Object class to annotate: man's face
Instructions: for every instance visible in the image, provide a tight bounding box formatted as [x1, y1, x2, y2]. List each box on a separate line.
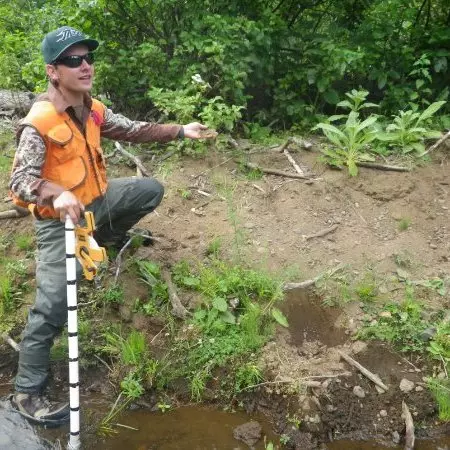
[46, 44, 95, 94]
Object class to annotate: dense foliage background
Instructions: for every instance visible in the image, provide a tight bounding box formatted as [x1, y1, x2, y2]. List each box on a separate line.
[1, 0, 449, 130]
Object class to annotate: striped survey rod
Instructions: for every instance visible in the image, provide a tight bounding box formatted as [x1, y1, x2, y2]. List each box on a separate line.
[65, 216, 81, 450]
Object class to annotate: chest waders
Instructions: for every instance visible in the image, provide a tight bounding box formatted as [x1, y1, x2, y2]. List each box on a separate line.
[65, 212, 106, 449]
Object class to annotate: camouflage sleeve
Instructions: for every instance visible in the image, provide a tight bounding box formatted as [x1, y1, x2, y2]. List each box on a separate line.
[100, 108, 182, 143]
[9, 126, 64, 205]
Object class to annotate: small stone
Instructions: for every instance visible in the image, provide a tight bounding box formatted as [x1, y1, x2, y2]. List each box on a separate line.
[392, 431, 401, 444]
[429, 243, 438, 249]
[380, 410, 388, 417]
[353, 386, 365, 398]
[400, 378, 415, 393]
[233, 421, 262, 447]
[326, 404, 337, 412]
[415, 386, 424, 392]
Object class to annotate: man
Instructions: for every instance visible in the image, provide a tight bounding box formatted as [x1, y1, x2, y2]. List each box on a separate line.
[9, 26, 210, 425]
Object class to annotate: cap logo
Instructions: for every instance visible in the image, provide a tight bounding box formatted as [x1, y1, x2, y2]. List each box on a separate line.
[55, 28, 83, 43]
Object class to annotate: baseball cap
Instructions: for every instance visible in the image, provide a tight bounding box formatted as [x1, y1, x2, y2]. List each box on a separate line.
[41, 26, 99, 64]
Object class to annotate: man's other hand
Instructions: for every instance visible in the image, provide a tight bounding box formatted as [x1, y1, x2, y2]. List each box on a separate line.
[53, 191, 84, 224]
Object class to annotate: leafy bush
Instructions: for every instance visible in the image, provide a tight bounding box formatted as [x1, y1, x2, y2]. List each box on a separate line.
[314, 111, 378, 176]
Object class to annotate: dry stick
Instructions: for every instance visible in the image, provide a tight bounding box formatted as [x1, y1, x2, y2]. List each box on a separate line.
[283, 149, 306, 176]
[303, 224, 338, 241]
[114, 237, 133, 283]
[338, 350, 389, 391]
[194, 156, 234, 178]
[1, 333, 20, 351]
[161, 268, 189, 319]
[356, 162, 411, 172]
[244, 162, 311, 180]
[402, 401, 415, 450]
[420, 130, 450, 157]
[114, 141, 151, 177]
[283, 264, 344, 291]
[240, 373, 351, 392]
[277, 137, 294, 153]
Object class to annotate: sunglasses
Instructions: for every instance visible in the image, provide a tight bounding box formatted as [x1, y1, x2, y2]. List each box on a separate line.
[53, 52, 95, 68]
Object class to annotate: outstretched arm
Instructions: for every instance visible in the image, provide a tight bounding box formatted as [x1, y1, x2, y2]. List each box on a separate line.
[100, 108, 211, 142]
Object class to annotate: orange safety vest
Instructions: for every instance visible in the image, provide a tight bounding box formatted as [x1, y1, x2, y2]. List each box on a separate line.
[11, 99, 108, 219]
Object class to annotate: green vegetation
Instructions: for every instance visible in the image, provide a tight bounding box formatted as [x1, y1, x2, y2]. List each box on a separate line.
[1, 0, 449, 133]
[398, 218, 412, 231]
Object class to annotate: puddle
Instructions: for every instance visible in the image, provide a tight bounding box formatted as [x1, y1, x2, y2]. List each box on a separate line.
[281, 288, 347, 346]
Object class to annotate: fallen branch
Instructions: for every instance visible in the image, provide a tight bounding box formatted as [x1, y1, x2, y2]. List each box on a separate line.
[239, 372, 351, 392]
[402, 401, 415, 450]
[283, 264, 344, 291]
[356, 162, 410, 172]
[0, 208, 30, 219]
[114, 237, 133, 283]
[303, 224, 338, 241]
[420, 130, 450, 157]
[194, 156, 234, 178]
[161, 268, 189, 319]
[277, 137, 294, 153]
[244, 162, 311, 180]
[338, 351, 388, 391]
[1, 333, 20, 351]
[114, 142, 151, 177]
[283, 148, 306, 176]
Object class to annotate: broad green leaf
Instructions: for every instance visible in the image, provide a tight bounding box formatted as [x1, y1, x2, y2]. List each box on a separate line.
[315, 123, 347, 139]
[220, 310, 236, 324]
[418, 101, 446, 122]
[356, 115, 378, 133]
[328, 115, 347, 122]
[271, 308, 288, 327]
[337, 100, 352, 110]
[324, 89, 340, 105]
[416, 79, 425, 90]
[360, 103, 380, 109]
[212, 296, 228, 312]
[410, 142, 425, 153]
[377, 74, 387, 90]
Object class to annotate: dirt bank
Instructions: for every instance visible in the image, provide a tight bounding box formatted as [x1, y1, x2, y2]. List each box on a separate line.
[0, 136, 449, 448]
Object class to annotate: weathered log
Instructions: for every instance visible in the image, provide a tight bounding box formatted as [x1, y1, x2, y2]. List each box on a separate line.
[0, 90, 34, 116]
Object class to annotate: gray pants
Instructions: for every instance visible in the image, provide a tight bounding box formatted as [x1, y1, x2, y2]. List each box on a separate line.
[15, 177, 164, 393]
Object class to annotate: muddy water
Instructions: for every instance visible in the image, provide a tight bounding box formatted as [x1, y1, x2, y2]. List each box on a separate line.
[281, 288, 346, 346]
[1, 388, 450, 449]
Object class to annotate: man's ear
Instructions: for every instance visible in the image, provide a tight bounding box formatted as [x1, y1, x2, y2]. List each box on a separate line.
[46, 64, 59, 84]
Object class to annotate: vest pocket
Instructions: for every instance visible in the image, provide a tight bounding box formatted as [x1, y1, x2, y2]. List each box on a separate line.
[46, 156, 87, 191]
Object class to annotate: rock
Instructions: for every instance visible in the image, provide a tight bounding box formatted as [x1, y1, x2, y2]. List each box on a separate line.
[379, 409, 388, 417]
[415, 385, 424, 392]
[353, 386, 365, 398]
[392, 431, 401, 444]
[400, 378, 415, 393]
[232, 421, 262, 447]
[351, 341, 368, 354]
[420, 327, 437, 342]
